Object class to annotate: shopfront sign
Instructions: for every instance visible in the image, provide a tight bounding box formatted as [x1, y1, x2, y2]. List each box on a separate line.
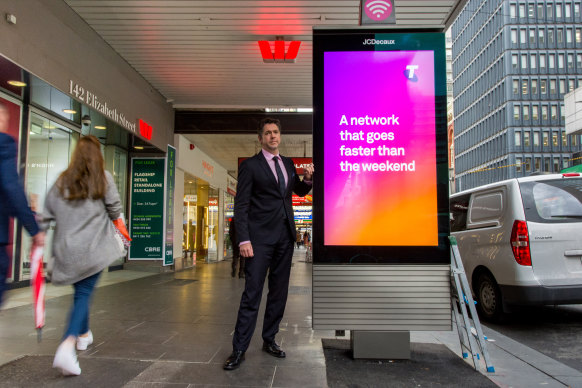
[139, 119, 153, 140]
[164, 146, 176, 266]
[129, 158, 165, 260]
[68, 80, 137, 133]
[227, 175, 237, 196]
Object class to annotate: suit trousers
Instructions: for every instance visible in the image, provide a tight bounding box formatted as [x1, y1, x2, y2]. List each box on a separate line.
[232, 222, 294, 352]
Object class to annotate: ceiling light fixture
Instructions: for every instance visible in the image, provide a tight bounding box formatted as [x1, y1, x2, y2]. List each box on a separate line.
[95, 125, 106, 130]
[134, 146, 144, 150]
[63, 109, 77, 114]
[7, 80, 26, 87]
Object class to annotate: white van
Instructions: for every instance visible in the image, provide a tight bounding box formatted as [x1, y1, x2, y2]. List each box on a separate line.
[450, 173, 582, 321]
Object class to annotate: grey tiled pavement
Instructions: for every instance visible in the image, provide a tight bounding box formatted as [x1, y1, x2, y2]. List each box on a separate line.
[1, 248, 581, 387]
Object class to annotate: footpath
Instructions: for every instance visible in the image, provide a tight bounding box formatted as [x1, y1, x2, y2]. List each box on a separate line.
[0, 249, 581, 387]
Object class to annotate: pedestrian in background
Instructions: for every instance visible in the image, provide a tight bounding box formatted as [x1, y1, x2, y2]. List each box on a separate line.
[0, 102, 44, 306]
[41, 135, 125, 376]
[230, 217, 245, 278]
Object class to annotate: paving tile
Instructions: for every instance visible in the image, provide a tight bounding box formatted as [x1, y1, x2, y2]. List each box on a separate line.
[272, 365, 328, 388]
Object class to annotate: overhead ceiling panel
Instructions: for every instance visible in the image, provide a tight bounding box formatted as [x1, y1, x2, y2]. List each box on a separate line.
[65, 0, 466, 109]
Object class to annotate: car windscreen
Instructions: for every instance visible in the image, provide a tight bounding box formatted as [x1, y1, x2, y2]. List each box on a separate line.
[519, 178, 582, 223]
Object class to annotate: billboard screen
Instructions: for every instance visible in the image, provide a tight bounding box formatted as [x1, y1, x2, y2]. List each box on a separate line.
[313, 29, 449, 264]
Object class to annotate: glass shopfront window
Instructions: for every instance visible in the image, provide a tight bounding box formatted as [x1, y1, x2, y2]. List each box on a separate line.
[224, 192, 235, 259]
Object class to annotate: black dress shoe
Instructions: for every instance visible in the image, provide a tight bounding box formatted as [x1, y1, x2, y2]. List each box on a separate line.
[223, 350, 245, 370]
[262, 341, 286, 358]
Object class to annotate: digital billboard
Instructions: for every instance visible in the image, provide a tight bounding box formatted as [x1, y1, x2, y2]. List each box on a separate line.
[313, 29, 449, 264]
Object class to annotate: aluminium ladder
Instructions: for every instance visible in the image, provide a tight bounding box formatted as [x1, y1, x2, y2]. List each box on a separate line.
[449, 236, 495, 373]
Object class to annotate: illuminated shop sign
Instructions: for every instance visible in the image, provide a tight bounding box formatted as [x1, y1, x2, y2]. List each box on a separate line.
[139, 119, 153, 140]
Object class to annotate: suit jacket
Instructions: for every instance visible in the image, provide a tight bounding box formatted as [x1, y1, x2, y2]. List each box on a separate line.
[0, 133, 39, 244]
[234, 152, 311, 246]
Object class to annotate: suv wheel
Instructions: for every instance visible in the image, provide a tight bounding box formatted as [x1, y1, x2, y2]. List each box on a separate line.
[475, 272, 503, 322]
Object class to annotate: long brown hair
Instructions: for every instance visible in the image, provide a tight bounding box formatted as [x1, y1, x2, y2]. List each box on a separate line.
[57, 135, 107, 200]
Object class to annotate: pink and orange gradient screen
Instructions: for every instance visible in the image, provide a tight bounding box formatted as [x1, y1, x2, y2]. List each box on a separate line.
[323, 51, 438, 246]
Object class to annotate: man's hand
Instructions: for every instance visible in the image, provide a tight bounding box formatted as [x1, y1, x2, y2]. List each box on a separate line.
[240, 242, 254, 258]
[32, 231, 45, 248]
[304, 163, 314, 181]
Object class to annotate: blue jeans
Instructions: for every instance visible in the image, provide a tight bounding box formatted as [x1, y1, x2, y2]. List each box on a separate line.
[63, 271, 101, 339]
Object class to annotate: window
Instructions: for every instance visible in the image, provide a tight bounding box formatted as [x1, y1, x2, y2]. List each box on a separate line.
[543, 131, 550, 145]
[578, 54, 582, 68]
[523, 105, 530, 120]
[551, 105, 558, 120]
[538, 4, 544, 18]
[576, 3, 581, 17]
[526, 157, 532, 172]
[510, 4, 517, 18]
[529, 4, 535, 17]
[553, 132, 559, 146]
[515, 131, 522, 146]
[570, 79, 576, 92]
[550, 79, 557, 94]
[559, 79, 566, 93]
[514, 105, 521, 120]
[563, 132, 568, 146]
[524, 131, 531, 146]
[565, 2, 572, 17]
[577, 28, 581, 43]
[522, 54, 528, 69]
[557, 3, 563, 17]
[572, 135, 579, 146]
[512, 54, 519, 69]
[511, 29, 518, 44]
[567, 28, 573, 43]
[557, 29, 564, 44]
[534, 131, 540, 145]
[554, 158, 560, 172]
[568, 54, 574, 69]
[530, 54, 537, 69]
[549, 29, 555, 44]
[535, 157, 541, 171]
[516, 157, 523, 172]
[549, 54, 555, 68]
[539, 29, 545, 44]
[529, 29, 536, 44]
[564, 158, 570, 168]
[558, 53, 565, 69]
[547, 4, 554, 18]
[540, 54, 546, 69]
[544, 158, 550, 171]
[532, 105, 539, 120]
[532, 79, 538, 94]
[542, 106, 548, 120]
[520, 4, 526, 17]
[513, 79, 519, 94]
[520, 29, 527, 43]
[541, 79, 547, 94]
[522, 80, 528, 94]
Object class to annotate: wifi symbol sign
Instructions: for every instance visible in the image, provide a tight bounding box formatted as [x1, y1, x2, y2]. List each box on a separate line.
[364, 0, 393, 21]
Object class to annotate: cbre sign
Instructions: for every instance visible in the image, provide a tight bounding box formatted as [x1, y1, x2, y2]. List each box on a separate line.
[360, 0, 396, 25]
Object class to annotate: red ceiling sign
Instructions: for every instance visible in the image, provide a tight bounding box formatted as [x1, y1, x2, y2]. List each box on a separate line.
[258, 40, 301, 63]
[139, 119, 153, 140]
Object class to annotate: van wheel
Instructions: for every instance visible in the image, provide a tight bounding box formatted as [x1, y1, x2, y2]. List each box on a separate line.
[475, 272, 503, 322]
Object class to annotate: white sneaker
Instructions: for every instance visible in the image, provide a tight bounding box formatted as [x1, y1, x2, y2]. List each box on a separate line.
[53, 343, 81, 376]
[76, 330, 93, 351]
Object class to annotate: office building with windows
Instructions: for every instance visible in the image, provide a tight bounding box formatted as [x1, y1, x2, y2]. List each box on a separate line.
[451, 0, 582, 191]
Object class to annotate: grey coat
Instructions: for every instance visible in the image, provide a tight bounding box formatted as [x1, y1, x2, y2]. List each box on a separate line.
[41, 171, 124, 285]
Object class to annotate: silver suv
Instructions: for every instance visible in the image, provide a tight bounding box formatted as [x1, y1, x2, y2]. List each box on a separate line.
[450, 173, 582, 321]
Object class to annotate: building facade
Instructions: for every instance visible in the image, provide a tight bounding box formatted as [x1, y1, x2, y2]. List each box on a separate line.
[451, 0, 582, 191]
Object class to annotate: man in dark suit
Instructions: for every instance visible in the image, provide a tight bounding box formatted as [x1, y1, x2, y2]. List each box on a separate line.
[0, 102, 44, 306]
[224, 118, 314, 370]
[229, 217, 244, 278]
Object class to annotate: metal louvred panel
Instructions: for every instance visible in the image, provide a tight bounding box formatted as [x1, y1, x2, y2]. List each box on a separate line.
[313, 265, 452, 331]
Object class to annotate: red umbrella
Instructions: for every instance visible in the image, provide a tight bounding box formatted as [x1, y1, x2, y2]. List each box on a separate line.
[30, 246, 45, 342]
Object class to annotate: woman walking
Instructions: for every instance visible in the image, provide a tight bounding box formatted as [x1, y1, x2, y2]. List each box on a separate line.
[41, 135, 125, 376]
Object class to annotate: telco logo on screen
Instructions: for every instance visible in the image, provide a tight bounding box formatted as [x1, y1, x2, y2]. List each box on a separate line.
[362, 38, 395, 45]
[405, 65, 419, 81]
